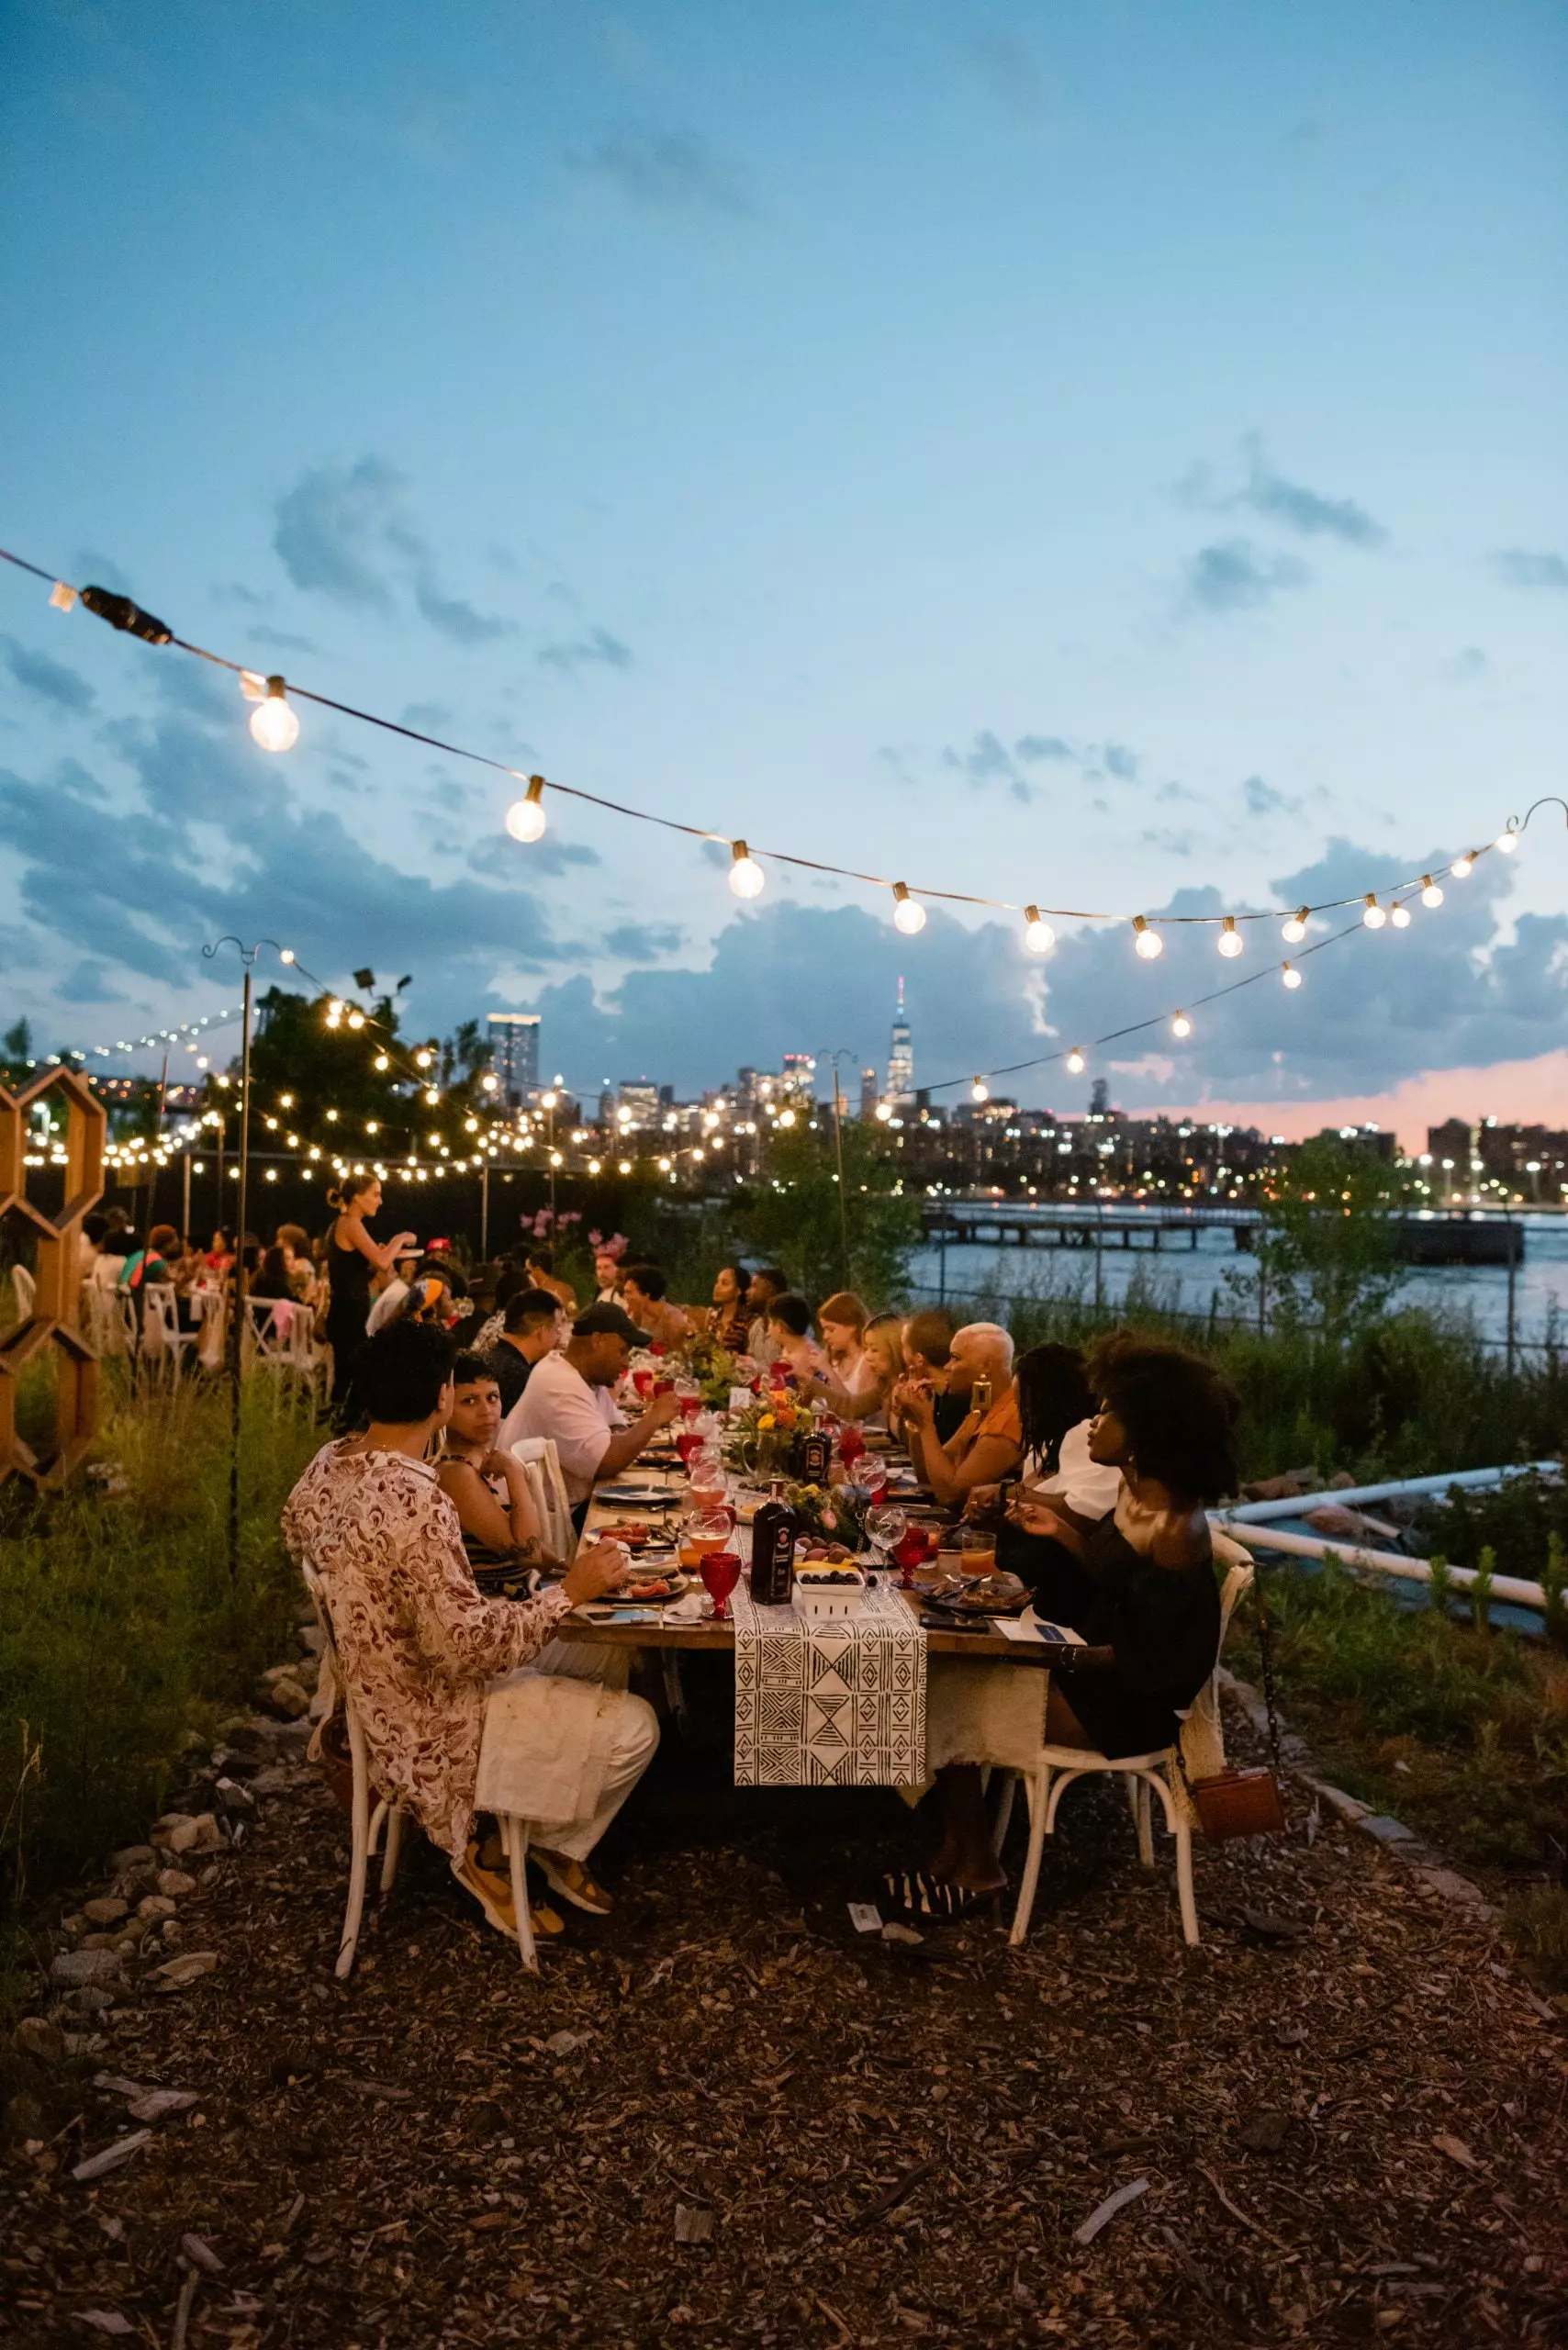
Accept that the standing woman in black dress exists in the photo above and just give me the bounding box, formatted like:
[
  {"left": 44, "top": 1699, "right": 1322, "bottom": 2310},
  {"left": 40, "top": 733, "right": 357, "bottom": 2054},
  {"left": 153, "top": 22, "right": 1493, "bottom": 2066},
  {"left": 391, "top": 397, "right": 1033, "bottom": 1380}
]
[{"left": 323, "top": 1175, "right": 417, "bottom": 1425}]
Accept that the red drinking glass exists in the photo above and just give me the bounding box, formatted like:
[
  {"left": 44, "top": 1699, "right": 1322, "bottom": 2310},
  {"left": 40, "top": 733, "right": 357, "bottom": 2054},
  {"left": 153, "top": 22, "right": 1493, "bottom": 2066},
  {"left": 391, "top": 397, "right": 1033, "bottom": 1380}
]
[
  {"left": 679, "top": 1394, "right": 703, "bottom": 1422},
  {"left": 654, "top": 1376, "right": 675, "bottom": 1398},
  {"left": 632, "top": 1369, "right": 654, "bottom": 1399},
  {"left": 891, "top": 1528, "right": 927, "bottom": 1587},
  {"left": 676, "top": 1428, "right": 704, "bottom": 1466},
  {"left": 838, "top": 1426, "right": 867, "bottom": 1471},
  {"left": 700, "top": 1549, "right": 742, "bottom": 1621}
]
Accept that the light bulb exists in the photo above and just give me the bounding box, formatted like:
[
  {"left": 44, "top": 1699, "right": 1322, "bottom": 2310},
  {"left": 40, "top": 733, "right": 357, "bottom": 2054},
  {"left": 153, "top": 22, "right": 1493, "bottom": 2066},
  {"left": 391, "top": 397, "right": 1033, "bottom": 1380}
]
[
  {"left": 1171, "top": 1012, "right": 1192, "bottom": 1039},
  {"left": 1451, "top": 853, "right": 1474, "bottom": 878},
  {"left": 414, "top": 1048, "right": 433, "bottom": 1069},
  {"left": 891, "top": 882, "right": 926, "bottom": 935},
  {"left": 619, "top": 1158, "right": 633, "bottom": 1174},
  {"left": 1391, "top": 902, "right": 1412, "bottom": 929},
  {"left": 1023, "top": 906, "right": 1056, "bottom": 954},
  {"left": 971, "top": 1078, "right": 990, "bottom": 1103},
  {"left": 424, "top": 1087, "right": 440, "bottom": 1106},
  {"left": 728, "top": 840, "right": 765, "bottom": 898},
  {"left": 875, "top": 1101, "right": 893, "bottom": 1122},
  {"left": 249, "top": 677, "right": 299, "bottom": 753},
  {"left": 1282, "top": 962, "right": 1303, "bottom": 990},
  {"left": 504, "top": 775, "right": 547, "bottom": 843},
  {"left": 374, "top": 1053, "right": 389, "bottom": 1071},
  {"left": 1282, "top": 906, "right": 1308, "bottom": 945},
  {"left": 1495, "top": 828, "right": 1519, "bottom": 856},
  {"left": 1066, "top": 1047, "right": 1086, "bottom": 1075},
  {"left": 1217, "top": 917, "right": 1244, "bottom": 959},
  {"left": 279, "top": 947, "right": 296, "bottom": 965},
  {"left": 347, "top": 1009, "right": 365, "bottom": 1028},
  {"left": 778, "top": 1108, "right": 796, "bottom": 1128},
  {"left": 1132, "top": 916, "right": 1163, "bottom": 961},
  {"left": 1421, "top": 876, "right": 1444, "bottom": 908},
  {"left": 1362, "top": 894, "right": 1387, "bottom": 930}
]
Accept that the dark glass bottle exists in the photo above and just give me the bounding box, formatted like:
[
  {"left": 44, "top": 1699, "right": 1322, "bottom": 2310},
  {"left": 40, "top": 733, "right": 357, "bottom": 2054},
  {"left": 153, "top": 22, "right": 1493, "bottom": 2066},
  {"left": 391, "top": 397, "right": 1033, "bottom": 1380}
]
[
  {"left": 800, "top": 1404, "right": 832, "bottom": 1485},
  {"left": 749, "top": 1479, "right": 798, "bottom": 1606}
]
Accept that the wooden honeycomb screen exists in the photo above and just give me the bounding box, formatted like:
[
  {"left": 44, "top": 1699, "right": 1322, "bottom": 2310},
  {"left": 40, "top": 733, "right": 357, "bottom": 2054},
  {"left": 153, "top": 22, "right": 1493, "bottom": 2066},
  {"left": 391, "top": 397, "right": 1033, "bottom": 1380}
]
[{"left": 0, "top": 1066, "right": 106, "bottom": 1486}]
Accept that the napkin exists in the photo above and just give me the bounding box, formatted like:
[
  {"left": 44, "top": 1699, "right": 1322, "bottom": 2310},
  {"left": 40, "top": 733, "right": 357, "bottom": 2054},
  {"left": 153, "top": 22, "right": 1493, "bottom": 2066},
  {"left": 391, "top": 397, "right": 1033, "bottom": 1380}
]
[{"left": 665, "top": 1588, "right": 708, "bottom": 1624}]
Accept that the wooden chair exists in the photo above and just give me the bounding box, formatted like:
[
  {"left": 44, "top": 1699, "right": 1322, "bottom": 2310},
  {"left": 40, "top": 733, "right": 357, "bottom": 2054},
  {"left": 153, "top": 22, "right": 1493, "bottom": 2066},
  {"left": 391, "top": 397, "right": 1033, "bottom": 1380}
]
[{"left": 994, "top": 1546, "right": 1256, "bottom": 1951}]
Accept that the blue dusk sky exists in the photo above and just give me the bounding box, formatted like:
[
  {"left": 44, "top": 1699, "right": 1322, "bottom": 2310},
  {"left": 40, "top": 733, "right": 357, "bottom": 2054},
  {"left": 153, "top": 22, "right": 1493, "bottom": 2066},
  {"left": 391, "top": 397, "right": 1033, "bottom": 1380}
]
[{"left": 1, "top": 0, "right": 1565, "bottom": 1133}]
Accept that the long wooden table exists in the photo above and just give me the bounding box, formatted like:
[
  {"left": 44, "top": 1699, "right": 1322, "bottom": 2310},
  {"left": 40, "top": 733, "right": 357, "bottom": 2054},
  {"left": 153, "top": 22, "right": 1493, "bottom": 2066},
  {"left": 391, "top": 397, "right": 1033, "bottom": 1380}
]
[{"left": 555, "top": 1460, "right": 1053, "bottom": 1667}]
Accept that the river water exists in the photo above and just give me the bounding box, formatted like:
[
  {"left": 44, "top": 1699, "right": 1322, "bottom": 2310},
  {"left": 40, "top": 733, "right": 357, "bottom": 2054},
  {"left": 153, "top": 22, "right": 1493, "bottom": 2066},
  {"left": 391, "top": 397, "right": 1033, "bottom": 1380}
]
[{"left": 909, "top": 1206, "right": 1568, "bottom": 1352}]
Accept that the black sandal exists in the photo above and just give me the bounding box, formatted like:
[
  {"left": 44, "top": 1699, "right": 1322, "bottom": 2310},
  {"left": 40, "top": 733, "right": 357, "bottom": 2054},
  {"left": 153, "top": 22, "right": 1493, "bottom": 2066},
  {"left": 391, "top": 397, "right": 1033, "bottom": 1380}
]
[{"left": 882, "top": 1869, "right": 1001, "bottom": 1921}]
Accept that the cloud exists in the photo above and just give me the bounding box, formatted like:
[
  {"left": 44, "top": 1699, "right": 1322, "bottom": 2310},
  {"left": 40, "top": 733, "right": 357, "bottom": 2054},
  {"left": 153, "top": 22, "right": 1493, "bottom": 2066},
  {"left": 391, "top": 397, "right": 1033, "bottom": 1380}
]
[
  {"left": 1243, "top": 774, "right": 1303, "bottom": 818},
  {"left": 403, "top": 701, "right": 455, "bottom": 731},
  {"left": 1239, "top": 450, "right": 1385, "bottom": 547},
  {"left": 942, "top": 729, "right": 1025, "bottom": 797},
  {"left": 0, "top": 634, "right": 95, "bottom": 715},
  {"left": 1014, "top": 735, "right": 1072, "bottom": 764},
  {"left": 1182, "top": 440, "right": 1386, "bottom": 547},
  {"left": 273, "top": 456, "right": 515, "bottom": 643},
  {"left": 58, "top": 960, "right": 125, "bottom": 1003},
  {"left": 1101, "top": 744, "right": 1138, "bottom": 782},
  {"left": 1494, "top": 549, "right": 1568, "bottom": 591},
  {"left": 1183, "top": 539, "right": 1310, "bottom": 614},
  {"left": 961, "top": 30, "right": 1047, "bottom": 121},
  {"left": 1444, "top": 647, "right": 1488, "bottom": 683},
  {"left": 565, "top": 129, "right": 755, "bottom": 217},
  {"left": 538, "top": 627, "right": 633, "bottom": 674},
  {"left": 603, "top": 921, "right": 683, "bottom": 959}
]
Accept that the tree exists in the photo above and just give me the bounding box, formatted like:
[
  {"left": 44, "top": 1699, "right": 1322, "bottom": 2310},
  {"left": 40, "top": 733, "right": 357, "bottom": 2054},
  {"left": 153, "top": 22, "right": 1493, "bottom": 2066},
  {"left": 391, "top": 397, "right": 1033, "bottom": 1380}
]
[
  {"left": 244, "top": 987, "right": 409, "bottom": 1137},
  {"left": 1243, "top": 1136, "right": 1413, "bottom": 1340},
  {"left": 735, "top": 1114, "right": 922, "bottom": 1304},
  {"left": 1, "top": 1016, "right": 32, "bottom": 1076}
]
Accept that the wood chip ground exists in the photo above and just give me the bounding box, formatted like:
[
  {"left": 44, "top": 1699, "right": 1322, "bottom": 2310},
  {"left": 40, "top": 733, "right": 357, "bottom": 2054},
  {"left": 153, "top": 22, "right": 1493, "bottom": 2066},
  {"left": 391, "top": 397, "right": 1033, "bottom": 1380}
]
[{"left": 5, "top": 1714, "right": 1566, "bottom": 2345}]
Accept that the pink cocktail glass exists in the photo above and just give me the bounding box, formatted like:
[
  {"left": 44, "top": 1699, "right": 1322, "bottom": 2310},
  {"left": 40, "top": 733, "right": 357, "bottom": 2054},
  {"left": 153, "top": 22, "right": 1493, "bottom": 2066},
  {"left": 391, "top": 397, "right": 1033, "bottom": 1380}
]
[{"left": 700, "top": 1550, "right": 742, "bottom": 1621}]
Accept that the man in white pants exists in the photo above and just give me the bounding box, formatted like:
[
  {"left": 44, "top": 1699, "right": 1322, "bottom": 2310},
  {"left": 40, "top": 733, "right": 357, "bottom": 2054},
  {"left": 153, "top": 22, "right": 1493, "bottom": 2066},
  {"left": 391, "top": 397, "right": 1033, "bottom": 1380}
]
[{"left": 283, "top": 1320, "right": 658, "bottom": 1942}]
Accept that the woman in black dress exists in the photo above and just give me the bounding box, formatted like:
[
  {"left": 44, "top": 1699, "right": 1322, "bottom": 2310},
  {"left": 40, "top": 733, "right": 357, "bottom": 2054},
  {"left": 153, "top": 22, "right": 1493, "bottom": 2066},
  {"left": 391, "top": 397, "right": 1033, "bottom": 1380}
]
[
  {"left": 323, "top": 1175, "right": 417, "bottom": 1425},
  {"left": 1010, "top": 1331, "right": 1238, "bottom": 1758},
  {"left": 915, "top": 1333, "right": 1238, "bottom": 1908}
]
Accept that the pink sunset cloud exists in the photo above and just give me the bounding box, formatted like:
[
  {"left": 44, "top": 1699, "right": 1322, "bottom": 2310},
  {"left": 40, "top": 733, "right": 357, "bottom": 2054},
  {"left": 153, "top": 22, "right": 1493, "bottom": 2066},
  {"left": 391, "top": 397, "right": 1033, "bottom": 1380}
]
[{"left": 1119, "top": 1049, "right": 1568, "bottom": 1158}]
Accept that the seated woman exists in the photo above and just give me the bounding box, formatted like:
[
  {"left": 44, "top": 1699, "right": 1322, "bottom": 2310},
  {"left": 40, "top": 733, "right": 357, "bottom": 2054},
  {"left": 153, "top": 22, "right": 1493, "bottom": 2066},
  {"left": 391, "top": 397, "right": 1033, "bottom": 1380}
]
[
  {"left": 803, "top": 1305, "right": 903, "bottom": 1425},
  {"left": 707, "top": 1262, "right": 753, "bottom": 1351},
  {"left": 764, "top": 1291, "right": 826, "bottom": 1382},
  {"left": 437, "top": 1349, "right": 565, "bottom": 1574},
  {"left": 283, "top": 1321, "right": 654, "bottom": 1942},
  {"left": 913, "top": 1332, "right": 1238, "bottom": 1908}
]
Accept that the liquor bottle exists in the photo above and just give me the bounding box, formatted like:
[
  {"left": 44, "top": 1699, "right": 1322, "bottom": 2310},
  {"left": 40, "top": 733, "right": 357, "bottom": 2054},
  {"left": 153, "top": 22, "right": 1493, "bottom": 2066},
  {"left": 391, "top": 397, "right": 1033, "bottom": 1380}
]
[
  {"left": 749, "top": 1479, "right": 798, "bottom": 1606},
  {"left": 800, "top": 1403, "right": 832, "bottom": 1485}
]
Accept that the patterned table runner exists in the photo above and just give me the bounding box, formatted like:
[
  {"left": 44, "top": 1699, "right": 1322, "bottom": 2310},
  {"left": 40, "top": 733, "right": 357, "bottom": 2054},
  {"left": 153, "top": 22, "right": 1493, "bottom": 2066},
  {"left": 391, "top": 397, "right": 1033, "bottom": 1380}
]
[{"left": 732, "top": 1580, "right": 927, "bottom": 1786}]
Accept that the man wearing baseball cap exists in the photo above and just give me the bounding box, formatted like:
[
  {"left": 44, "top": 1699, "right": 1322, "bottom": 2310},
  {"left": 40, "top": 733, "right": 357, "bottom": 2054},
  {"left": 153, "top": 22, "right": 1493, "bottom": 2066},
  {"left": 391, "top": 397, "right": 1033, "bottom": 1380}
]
[{"left": 504, "top": 1301, "right": 680, "bottom": 1528}]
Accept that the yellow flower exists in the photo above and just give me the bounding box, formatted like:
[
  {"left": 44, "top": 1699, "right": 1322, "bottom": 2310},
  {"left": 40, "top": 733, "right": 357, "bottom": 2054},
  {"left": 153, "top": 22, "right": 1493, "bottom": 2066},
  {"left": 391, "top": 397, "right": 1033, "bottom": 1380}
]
[{"left": 758, "top": 1412, "right": 776, "bottom": 1429}]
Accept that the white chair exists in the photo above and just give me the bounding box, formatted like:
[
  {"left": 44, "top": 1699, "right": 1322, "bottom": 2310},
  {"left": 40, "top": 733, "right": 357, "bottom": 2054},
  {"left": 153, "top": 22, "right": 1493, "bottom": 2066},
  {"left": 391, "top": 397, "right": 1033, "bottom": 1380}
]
[
  {"left": 10, "top": 1262, "right": 35, "bottom": 1322},
  {"left": 140, "top": 1282, "right": 197, "bottom": 1382},
  {"left": 508, "top": 1436, "right": 577, "bottom": 1563},
  {"left": 301, "top": 1562, "right": 540, "bottom": 1975},
  {"left": 995, "top": 1545, "right": 1256, "bottom": 1951}
]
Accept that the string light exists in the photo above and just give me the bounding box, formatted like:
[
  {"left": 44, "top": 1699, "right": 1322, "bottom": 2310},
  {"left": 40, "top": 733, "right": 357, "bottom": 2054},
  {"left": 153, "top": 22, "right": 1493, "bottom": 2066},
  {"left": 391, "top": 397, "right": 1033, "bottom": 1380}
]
[
  {"left": 1495, "top": 827, "right": 1519, "bottom": 856},
  {"left": 374, "top": 1052, "right": 390, "bottom": 1071},
  {"left": 891, "top": 882, "right": 926, "bottom": 935},
  {"left": 1282, "top": 906, "right": 1309, "bottom": 945},
  {"left": 1171, "top": 1012, "right": 1192, "bottom": 1039},
  {"left": 248, "top": 676, "right": 299, "bottom": 753},
  {"left": 1217, "top": 918, "right": 1244, "bottom": 959},
  {"left": 1362, "top": 894, "right": 1387, "bottom": 930},
  {"left": 1451, "top": 852, "right": 1475, "bottom": 878},
  {"left": 1023, "top": 906, "right": 1056, "bottom": 955},
  {"left": 1132, "top": 916, "right": 1163, "bottom": 961},
  {"left": 279, "top": 947, "right": 296, "bottom": 965},
  {"left": 1065, "top": 1048, "right": 1086, "bottom": 1075},
  {"left": 1282, "top": 962, "right": 1303, "bottom": 990},
  {"left": 728, "top": 841, "right": 766, "bottom": 899},
  {"left": 970, "top": 1078, "right": 990, "bottom": 1103},
  {"left": 1421, "top": 875, "right": 1444, "bottom": 908},
  {"left": 504, "top": 775, "right": 548, "bottom": 843},
  {"left": 1390, "top": 901, "right": 1412, "bottom": 929}
]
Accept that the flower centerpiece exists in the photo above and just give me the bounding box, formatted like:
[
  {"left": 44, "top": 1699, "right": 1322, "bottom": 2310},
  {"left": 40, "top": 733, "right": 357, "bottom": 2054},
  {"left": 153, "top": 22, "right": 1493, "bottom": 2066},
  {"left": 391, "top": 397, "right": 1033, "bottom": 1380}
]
[
  {"left": 723, "top": 1394, "right": 809, "bottom": 1481},
  {"left": 785, "top": 1477, "right": 874, "bottom": 1553},
  {"left": 678, "top": 1326, "right": 741, "bottom": 1410}
]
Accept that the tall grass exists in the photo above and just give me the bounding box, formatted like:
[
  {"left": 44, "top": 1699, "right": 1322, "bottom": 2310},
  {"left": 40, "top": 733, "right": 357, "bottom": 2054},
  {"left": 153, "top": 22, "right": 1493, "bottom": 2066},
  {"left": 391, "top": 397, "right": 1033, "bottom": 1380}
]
[{"left": 0, "top": 1370, "right": 320, "bottom": 1909}]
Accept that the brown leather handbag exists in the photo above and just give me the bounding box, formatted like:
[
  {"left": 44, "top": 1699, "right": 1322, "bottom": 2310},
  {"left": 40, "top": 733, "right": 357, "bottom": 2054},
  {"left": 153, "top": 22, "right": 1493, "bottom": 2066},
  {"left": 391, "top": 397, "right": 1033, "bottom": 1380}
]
[{"left": 1184, "top": 1561, "right": 1287, "bottom": 1840}]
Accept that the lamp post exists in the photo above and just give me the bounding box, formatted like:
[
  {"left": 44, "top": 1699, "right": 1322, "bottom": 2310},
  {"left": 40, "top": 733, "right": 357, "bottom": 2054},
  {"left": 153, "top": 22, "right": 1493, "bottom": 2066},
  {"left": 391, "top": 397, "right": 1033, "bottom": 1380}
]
[
  {"left": 202, "top": 936, "right": 293, "bottom": 1579},
  {"left": 813, "top": 1047, "right": 859, "bottom": 1290}
]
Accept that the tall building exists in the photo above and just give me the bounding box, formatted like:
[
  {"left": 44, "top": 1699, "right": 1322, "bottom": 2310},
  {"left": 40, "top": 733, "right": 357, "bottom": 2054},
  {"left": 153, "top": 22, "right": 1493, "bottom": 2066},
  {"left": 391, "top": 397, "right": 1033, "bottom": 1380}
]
[
  {"left": 859, "top": 1065, "right": 879, "bottom": 1120},
  {"left": 487, "top": 1012, "right": 540, "bottom": 1105},
  {"left": 888, "top": 979, "right": 914, "bottom": 1103},
  {"left": 780, "top": 1051, "right": 816, "bottom": 1106}
]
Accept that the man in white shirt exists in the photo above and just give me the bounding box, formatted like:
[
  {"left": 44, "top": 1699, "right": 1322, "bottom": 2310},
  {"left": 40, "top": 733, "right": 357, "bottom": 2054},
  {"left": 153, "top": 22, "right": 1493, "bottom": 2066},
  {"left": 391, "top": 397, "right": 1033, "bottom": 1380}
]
[
  {"left": 366, "top": 1248, "right": 420, "bottom": 1335},
  {"left": 504, "top": 1303, "right": 680, "bottom": 1525}
]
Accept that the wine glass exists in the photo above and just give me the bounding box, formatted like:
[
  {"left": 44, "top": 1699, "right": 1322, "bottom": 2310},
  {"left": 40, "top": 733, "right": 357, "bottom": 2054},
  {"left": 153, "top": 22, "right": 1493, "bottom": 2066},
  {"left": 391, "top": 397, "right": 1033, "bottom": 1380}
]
[
  {"left": 837, "top": 1423, "right": 867, "bottom": 1473},
  {"left": 700, "top": 1548, "right": 742, "bottom": 1621},
  {"left": 680, "top": 1508, "right": 733, "bottom": 1575},
  {"left": 867, "top": 1502, "right": 907, "bottom": 1582}
]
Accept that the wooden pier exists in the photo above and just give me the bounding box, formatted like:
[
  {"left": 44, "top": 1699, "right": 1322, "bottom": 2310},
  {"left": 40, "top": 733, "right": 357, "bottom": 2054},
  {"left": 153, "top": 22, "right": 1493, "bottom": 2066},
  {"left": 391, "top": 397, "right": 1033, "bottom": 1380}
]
[{"left": 920, "top": 1206, "right": 1525, "bottom": 1267}]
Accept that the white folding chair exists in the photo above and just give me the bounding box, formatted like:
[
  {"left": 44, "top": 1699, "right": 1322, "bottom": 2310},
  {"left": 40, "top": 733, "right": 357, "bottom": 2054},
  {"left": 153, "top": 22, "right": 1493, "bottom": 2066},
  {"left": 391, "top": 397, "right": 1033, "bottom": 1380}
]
[
  {"left": 301, "top": 1562, "right": 541, "bottom": 1975},
  {"left": 140, "top": 1282, "right": 197, "bottom": 1382},
  {"left": 10, "top": 1262, "right": 36, "bottom": 1322},
  {"left": 995, "top": 1543, "right": 1256, "bottom": 1951},
  {"left": 508, "top": 1436, "right": 577, "bottom": 1562}
]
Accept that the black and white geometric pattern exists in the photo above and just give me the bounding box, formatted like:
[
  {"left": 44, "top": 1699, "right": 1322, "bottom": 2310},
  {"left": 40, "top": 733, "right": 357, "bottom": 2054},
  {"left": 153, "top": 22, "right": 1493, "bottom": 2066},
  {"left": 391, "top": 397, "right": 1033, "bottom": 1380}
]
[{"left": 733, "top": 1582, "right": 927, "bottom": 1786}]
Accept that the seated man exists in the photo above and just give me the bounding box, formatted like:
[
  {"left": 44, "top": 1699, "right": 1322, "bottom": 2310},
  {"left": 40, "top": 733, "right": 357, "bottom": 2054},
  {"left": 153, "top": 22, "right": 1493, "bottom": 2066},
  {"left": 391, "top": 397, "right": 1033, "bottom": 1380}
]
[
  {"left": 895, "top": 1308, "right": 959, "bottom": 1445},
  {"left": 505, "top": 1301, "right": 680, "bottom": 1528},
  {"left": 487, "top": 1285, "right": 567, "bottom": 1417},
  {"left": 282, "top": 1320, "right": 652, "bottom": 1937},
  {"left": 366, "top": 1245, "right": 420, "bottom": 1334},
  {"left": 593, "top": 1248, "right": 623, "bottom": 1304},
  {"left": 619, "top": 1263, "right": 690, "bottom": 1349}
]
